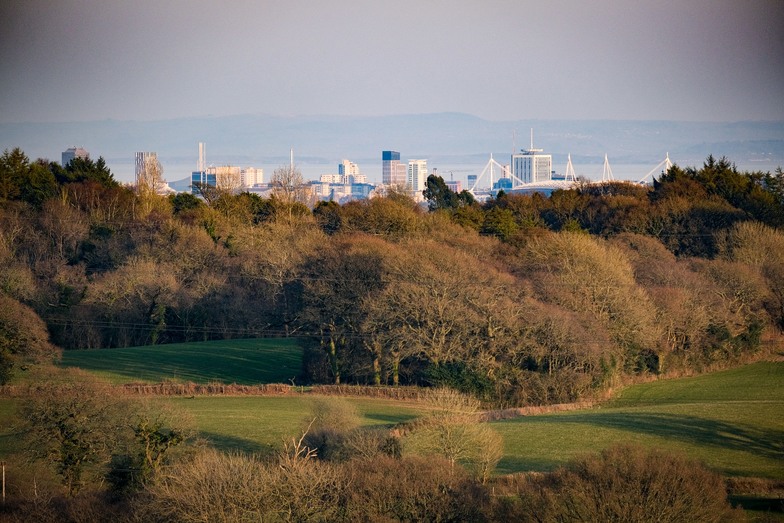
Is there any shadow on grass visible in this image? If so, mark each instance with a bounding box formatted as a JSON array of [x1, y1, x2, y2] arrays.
[[363, 412, 419, 425], [554, 412, 784, 461], [198, 431, 274, 456]]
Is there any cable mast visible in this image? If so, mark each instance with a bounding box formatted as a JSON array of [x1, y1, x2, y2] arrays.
[[564, 153, 576, 181], [602, 154, 614, 182], [197, 142, 206, 185]]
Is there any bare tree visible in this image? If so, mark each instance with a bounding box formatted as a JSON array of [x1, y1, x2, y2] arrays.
[[136, 156, 163, 195], [214, 165, 242, 193], [404, 388, 503, 481], [271, 165, 314, 207]]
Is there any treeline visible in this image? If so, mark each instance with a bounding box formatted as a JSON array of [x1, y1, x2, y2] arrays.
[[1, 148, 783, 405]]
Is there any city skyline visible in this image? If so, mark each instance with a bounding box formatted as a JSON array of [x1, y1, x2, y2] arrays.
[[1, 0, 783, 125]]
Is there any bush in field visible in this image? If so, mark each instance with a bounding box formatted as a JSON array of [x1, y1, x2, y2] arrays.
[[301, 397, 361, 462], [106, 402, 194, 494], [138, 448, 276, 523], [0, 294, 60, 384], [344, 454, 488, 522], [494, 444, 739, 523], [301, 397, 401, 462]]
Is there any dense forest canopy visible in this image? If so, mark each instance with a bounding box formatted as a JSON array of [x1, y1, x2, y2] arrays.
[[1, 147, 783, 405]]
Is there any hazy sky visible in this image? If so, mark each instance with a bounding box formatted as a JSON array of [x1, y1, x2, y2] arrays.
[[1, 0, 783, 124]]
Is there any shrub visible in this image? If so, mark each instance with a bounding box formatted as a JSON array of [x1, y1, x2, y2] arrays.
[[494, 444, 739, 523], [138, 448, 275, 523], [344, 455, 488, 522]]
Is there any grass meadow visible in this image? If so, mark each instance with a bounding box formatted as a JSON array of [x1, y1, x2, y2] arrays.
[[164, 396, 424, 455], [15, 338, 784, 481], [494, 362, 784, 479], [59, 337, 303, 385], [154, 361, 784, 480]]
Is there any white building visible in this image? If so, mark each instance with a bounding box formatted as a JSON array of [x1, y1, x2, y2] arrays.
[[206, 165, 243, 190], [345, 173, 367, 184], [338, 159, 360, 177], [320, 174, 344, 184], [407, 159, 428, 193], [445, 180, 462, 193], [241, 167, 264, 187], [511, 147, 552, 184]]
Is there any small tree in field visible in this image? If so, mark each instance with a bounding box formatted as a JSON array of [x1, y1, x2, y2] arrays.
[[405, 388, 503, 481]]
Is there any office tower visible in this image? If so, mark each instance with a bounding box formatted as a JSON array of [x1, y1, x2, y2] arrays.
[[382, 150, 406, 186], [61, 147, 89, 167], [241, 167, 264, 187], [407, 159, 428, 192], [511, 131, 552, 184]]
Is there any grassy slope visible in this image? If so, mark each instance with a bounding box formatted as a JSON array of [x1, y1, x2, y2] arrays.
[[493, 362, 784, 479], [59, 338, 303, 385]]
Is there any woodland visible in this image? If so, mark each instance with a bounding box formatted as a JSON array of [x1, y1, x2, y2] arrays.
[[1, 148, 783, 405]]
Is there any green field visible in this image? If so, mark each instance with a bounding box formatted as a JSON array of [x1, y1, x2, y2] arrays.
[[60, 338, 303, 384], [153, 362, 784, 480], [31, 343, 784, 480], [493, 362, 784, 479], [164, 396, 424, 455]]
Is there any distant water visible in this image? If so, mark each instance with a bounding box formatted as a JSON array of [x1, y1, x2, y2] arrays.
[[109, 159, 782, 187]]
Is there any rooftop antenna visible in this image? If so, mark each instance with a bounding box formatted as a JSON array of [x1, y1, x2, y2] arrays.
[[512, 129, 517, 154], [530, 128, 534, 150]]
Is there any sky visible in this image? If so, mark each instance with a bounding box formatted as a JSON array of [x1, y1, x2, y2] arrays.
[[1, 0, 783, 124]]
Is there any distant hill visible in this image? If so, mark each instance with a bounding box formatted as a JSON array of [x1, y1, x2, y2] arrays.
[[2, 113, 782, 182]]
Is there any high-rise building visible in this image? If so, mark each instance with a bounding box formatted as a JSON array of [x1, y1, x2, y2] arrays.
[[241, 167, 264, 187], [61, 147, 89, 167], [382, 151, 406, 186], [338, 159, 360, 177], [511, 134, 552, 184], [407, 159, 428, 193]]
